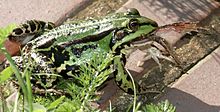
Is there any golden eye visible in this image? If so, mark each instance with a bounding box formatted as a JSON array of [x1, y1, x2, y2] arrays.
[[128, 19, 139, 31]]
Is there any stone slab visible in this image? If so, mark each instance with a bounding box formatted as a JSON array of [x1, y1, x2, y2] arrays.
[[119, 0, 220, 26], [158, 47, 220, 112], [0, 0, 92, 27]]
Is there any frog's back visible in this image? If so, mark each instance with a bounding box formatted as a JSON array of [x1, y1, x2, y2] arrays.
[[29, 10, 153, 49]]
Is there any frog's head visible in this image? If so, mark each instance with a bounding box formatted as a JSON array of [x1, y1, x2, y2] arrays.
[[111, 8, 158, 52]]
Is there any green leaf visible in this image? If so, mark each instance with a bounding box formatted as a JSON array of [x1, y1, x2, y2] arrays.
[[55, 102, 77, 112], [32, 103, 47, 112], [141, 100, 176, 112], [47, 96, 65, 110], [25, 70, 33, 111], [0, 46, 28, 102], [0, 66, 13, 83], [0, 24, 17, 44]]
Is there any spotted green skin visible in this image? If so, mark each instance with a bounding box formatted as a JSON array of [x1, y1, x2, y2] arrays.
[[11, 9, 158, 94]]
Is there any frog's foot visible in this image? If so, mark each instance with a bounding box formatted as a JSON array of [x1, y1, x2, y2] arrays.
[[137, 79, 166, 95], [137, 47, 175, 71], [138, 89, 162, 95], [136, 82, 162, 94]]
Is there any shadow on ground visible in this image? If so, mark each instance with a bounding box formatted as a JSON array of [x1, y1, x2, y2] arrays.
[[138, 0, 218, 22], [158, 87, 220, 112]]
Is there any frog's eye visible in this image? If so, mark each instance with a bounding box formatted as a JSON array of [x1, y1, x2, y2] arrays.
[[128, 19, 139, 31]]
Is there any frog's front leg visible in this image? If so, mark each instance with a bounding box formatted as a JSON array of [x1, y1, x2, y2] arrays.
[[113, 56, 137, 94], [113, 56, 160, 94]]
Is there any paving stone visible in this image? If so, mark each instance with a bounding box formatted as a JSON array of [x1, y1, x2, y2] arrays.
[[119, 0, 220, 25], [158, 47, 220, 112], [0, 0, 92, 27]]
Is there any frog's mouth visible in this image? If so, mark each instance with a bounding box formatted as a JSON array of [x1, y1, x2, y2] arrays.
[[130, 35, 152, 45], [127, 33, 163, 52], [129, 38, 154, 51], [128, 33, 168, 55], [129, 29, 157, 46]]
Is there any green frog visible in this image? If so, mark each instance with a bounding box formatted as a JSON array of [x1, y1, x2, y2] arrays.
[[7, 8, 178, 94]]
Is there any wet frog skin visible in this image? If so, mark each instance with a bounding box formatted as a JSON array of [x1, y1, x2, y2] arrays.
[[7, 9, 176, 94]]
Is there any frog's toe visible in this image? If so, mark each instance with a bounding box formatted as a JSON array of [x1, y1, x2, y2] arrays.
[[137, 55, 152, 67]]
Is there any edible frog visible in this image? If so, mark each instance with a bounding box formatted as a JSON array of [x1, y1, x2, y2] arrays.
[[7, 8, 178, 94]]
